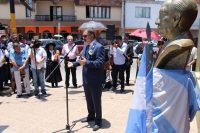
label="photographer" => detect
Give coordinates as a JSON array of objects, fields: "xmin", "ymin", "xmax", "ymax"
[
  {"xmin": 0, "ymin": 36, "xmax": 9, "ymax": 90},
  {"xmin": 0, "ymin": 35, "xmax": 10, "ymax": 87},
  {"xmin": 28, "ymin": 40, "xmax": 47, "ymax": 96},
  {"xmin": 110, "ymin": 36, "xmax": 127, "ymax": 93}
]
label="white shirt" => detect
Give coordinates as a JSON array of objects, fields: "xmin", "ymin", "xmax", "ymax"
[
  {"xmin": 7, "ymin": 42, "xmax": 14, "ymax": 52},
  {"xmin": 110, "ymin": 42, "xmax": 127, "ymax": 65},
  {"xmin": 186, "ymin": 47, "xmax": 197, "ymax": 71},
  {"xmin": 28, "ymin": 47, "xmax": 47, "ymax": 69},
  {"xmin": 0, "ymin": 49, "xmax": 9, "ymax": 67}
]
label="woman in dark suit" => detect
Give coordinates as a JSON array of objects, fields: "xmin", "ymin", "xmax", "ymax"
[{"xmin": 45, "ymin": 42, "xmax": 62, "ymax": 87}]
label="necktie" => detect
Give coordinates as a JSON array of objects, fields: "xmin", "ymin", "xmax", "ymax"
[{"xmin": 85, "ymin": 45, "xmax": 90, "ymax": 58}]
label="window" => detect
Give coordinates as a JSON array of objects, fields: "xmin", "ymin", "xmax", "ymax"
[
  {"xmin": 135, "ymin": 7, "xmax": 150, "ymax": 18},
  {"xmin": 26, "ymin": 8, "xmax": 31, "ymax": 18},
  {"xmin": 86, "ymin": 6, "xmax": 110, "ymax": 19},
  {"xmin": 50, "ymin": 6, "xmax": 62, "ymax": 21}
]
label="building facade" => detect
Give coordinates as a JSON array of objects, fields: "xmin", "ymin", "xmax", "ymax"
[
  {"xmin": 125, "ymin": 0, "xmax": 200, "ymax": 37},
  {"xmin": 0, "ymin": 0, "xmax": 121, "ymax": 40}
]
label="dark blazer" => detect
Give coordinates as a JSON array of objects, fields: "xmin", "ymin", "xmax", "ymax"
[{"xmin": 81, "ymin": 40, "xmax": 105, "ymax": 88}]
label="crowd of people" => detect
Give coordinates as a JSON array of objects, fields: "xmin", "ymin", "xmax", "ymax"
[
  {"xmin": 0, "ymin": 31, "xmax": 136, "ymax": 95},
  {"xmin": 0, "ymin": 30, "xmax": 135, "ymax": 131},
  {"xmin": 0, "ymin": 28, "xmax": 198, "ymax": 131}
]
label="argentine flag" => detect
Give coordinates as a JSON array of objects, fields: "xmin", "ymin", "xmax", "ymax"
[
  {"xmin": 126, "ymin": 48, "xmax": 200, "ymax": 132},
  {"xmin": 126, "ymin": 44, "xmax": 153, "ymax": 133}
]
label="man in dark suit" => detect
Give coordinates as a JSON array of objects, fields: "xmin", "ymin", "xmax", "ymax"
[{"xmin": 68, "ymin": 30, "xmax": 105, "ymax": 131}]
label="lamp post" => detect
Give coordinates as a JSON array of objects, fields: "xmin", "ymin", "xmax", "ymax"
[
  {"xmin": 121, "ymin": 0, "xmax": 125, "ymax": 39},
  {"xmin": 10, "ymin": 0, "xmax": 17, "ymax": 33}
]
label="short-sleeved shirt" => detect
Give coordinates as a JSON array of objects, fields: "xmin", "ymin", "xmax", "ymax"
[
  {"xmin": 62, "ymin": 43, "xmax": 79, "ymax": 60},
  {"xmin": 186, "ymin": 47, "xmax": 197, "ymax": 71},
  {"xmin": 20, "ymin": 43, "xmax": 29, "ymax": 54},
  {"xmin": 110, "ymin": 42, "xmax": 127, "ymax": 65},
  {"xmin": 10, "ymin": 49, "xmax": 28, "ymax": 71},
  {"xmin": 7, "ymin": 42, "xmax": 14, "ymax": 52},
  {"xmin": 28, "ymin": 47, "xmax": 47, "ymax": 69}
]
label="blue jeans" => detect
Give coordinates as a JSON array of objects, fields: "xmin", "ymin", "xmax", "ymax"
[{"xmin": 32, "ymin": 68, "xmax": 46, "ymax": 94}]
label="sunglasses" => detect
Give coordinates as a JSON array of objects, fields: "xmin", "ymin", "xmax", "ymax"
[{"xmin": 83, "ymin": 35, "xmax": 88, "ymax": 38}]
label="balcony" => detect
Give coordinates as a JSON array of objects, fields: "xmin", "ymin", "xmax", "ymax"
[{"xmin": 35, "ymin": 15, "xmax": 76, "ymax": 21}]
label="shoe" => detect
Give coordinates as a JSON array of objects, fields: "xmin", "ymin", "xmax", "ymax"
[
  {"xmin": 16, "ymin": 95, "xmax": 22, "ymax": 98},
  {"xmin": 42, "ymin": 92, "xmax": 47, "ymax": 97},
  {"xmin": 126, "ymin": 82, "xmax": 130, "ymax": 86},
  {"xmin": 51, "ymin": 83, "xmax": 54, "ymax": 88},
  {"xmin": 93, "ymin": 125, "xmax": 101, "ymax": 131},
  {"xmin": 34, "ymin": 93, "xmax": 39, "ymax": 96},
  {"xmin": 109, "ymin": 87, "xmax": 116, "ymax": 91},
  {"xmin": 120, "ymin": 88, "xmax": 125, "ymax": 93},
  {"xmin": 73, "ymin": 85, "xmax": 77, "ymax": 88},
  {"xmin": 55, "ymin": 83, "xmax": 58, "ymax": 87},
  {"xmin": 81, "ymin": 117, "xmax": 95, "ymax": 123},
  {"xmin": 26, "ymin": 93, "xmax": 31, "ymax": 97}
]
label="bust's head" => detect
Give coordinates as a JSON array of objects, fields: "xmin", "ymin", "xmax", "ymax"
[{"xmin": 156, "ymin": 0, "xmax": 197, "ymax": 40}]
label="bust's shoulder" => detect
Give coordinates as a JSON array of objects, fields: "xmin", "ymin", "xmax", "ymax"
[
  {"xmin": 167, "ymin": 39, "xmax": 193, "ymax": 48},
  {"xmin": 154, "ymin": 39, "xmax": 194, "ymax": 69}
]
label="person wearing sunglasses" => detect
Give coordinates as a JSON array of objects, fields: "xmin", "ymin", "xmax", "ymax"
[{"xmin": 68, "ymin": 30, "xmax": 105, "ymax": 131}]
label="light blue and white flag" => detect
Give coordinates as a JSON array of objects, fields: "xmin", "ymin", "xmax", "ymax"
[
  {"xmin": 126, "ymin": 44, "xmax": 153, "ymax": 133},
  {"xmin": 151, "ymin": 69, "xmax": 200, "ymax": 133},
  {"xmin": 126, "ymin": 51, "xmax": 200, "ymax": 133}
]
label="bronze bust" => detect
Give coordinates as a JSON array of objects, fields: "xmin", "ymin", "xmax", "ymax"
[{"xmin": 154, "ymin": 0, "xmax": 198, "ymax": 69}]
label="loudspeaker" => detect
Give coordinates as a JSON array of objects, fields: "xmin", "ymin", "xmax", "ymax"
[{"xmin": 106, "ymin": 25, "xmax": 115, "ymax": 40}]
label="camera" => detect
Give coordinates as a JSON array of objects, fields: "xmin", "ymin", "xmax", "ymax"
[
  {"xmin": 30, "ymin": 39, "xmax": 40, "ymax": 48},
  {"xmin": 111, "ymin": 41, "xmax": 117, "ymax": 45}
]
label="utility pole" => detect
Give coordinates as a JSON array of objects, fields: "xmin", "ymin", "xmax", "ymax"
[
  {"xmin": 121, "ymin": 0, "xmax": 125, "ymax": 39},
  {"xmin": 10, "ymin": 0, "xmax": 17, "ymax": 33},
  {"xmin": 196, "ymin": 20, "xmax": 200, "ymax": 72}
]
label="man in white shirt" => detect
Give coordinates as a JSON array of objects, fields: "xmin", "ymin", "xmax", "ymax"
[
  {"xmin": 186, "ymin": 46, "xmax": 197, "ymax": 71},
  {"xmin": 110, "ymin": 35, "xmax": 127, "ymax": 93},
  {"xmin": 28, "ymin": 40, "xmax": 47, "ymax": 96}
]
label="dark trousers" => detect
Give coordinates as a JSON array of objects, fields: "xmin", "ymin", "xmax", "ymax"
[
  {"xmin": 0, "ymin": 67, "xmax": 3, "ymax": 89},
  {"xmin": 65, "ymin": 58, "xmax": 77, "ymax": 86},
  {"xmin": 125, "ymin": 64, "xmax": 131, "ymax": 84},
  {"xmin": 84, "ymin": 84, "xmax": 102, "ymax": 125},
  {"xmin": 112, "ymin": 64, "xmax": 125, "ymax": 89}
]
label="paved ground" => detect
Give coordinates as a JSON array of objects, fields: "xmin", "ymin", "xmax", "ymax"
[{"xmin": 0, "ymin": 61, "xmax": 198, "ymax": 133}]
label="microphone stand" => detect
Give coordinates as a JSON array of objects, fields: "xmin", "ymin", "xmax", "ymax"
[{"xmin": 45, "ymin": 44, "xmax": 77, "ymax": 130}]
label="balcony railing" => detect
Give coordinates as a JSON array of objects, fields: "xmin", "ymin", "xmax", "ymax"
[{"xmin": 35, "ymin": 15, "xmax": 76, "ymax": 21}]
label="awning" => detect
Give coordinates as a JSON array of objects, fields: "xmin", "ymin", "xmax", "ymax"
[
  {"xmin": 56, "ymin": 26, "xmax": 71, "ymax": 33},
  {"xmin": 25, "ymin": 26, "xmax": 36, "ymax": 33},
  {"xmin": 125, "ymin": 29, "xmax": 135, "ymax": 33},
  {"xmin": 39, "ymin": 26, "xmax": 54, "ymax": 33}
]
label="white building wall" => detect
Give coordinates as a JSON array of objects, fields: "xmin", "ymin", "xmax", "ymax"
[
  {"xmin": 125, "ymin": 2, "xmax": 200, "ymax": 30},
  {"xmin": 0, "ymin": 3, "xmax": 35, "ymax": 19},
  {"xmin": 36, "ymin": 1, "xmax": 74, "ymax": 15},
  {"xmin": 125, "ymin": 2, "xmax": 160, "ymax": 29},
  {"xmin": 75, "ymin": 6, "xmax": 121, "ymax": 21},
  {"xmin": 0, "ymin": 3, "xmax": 34, "ymax": 19}
]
